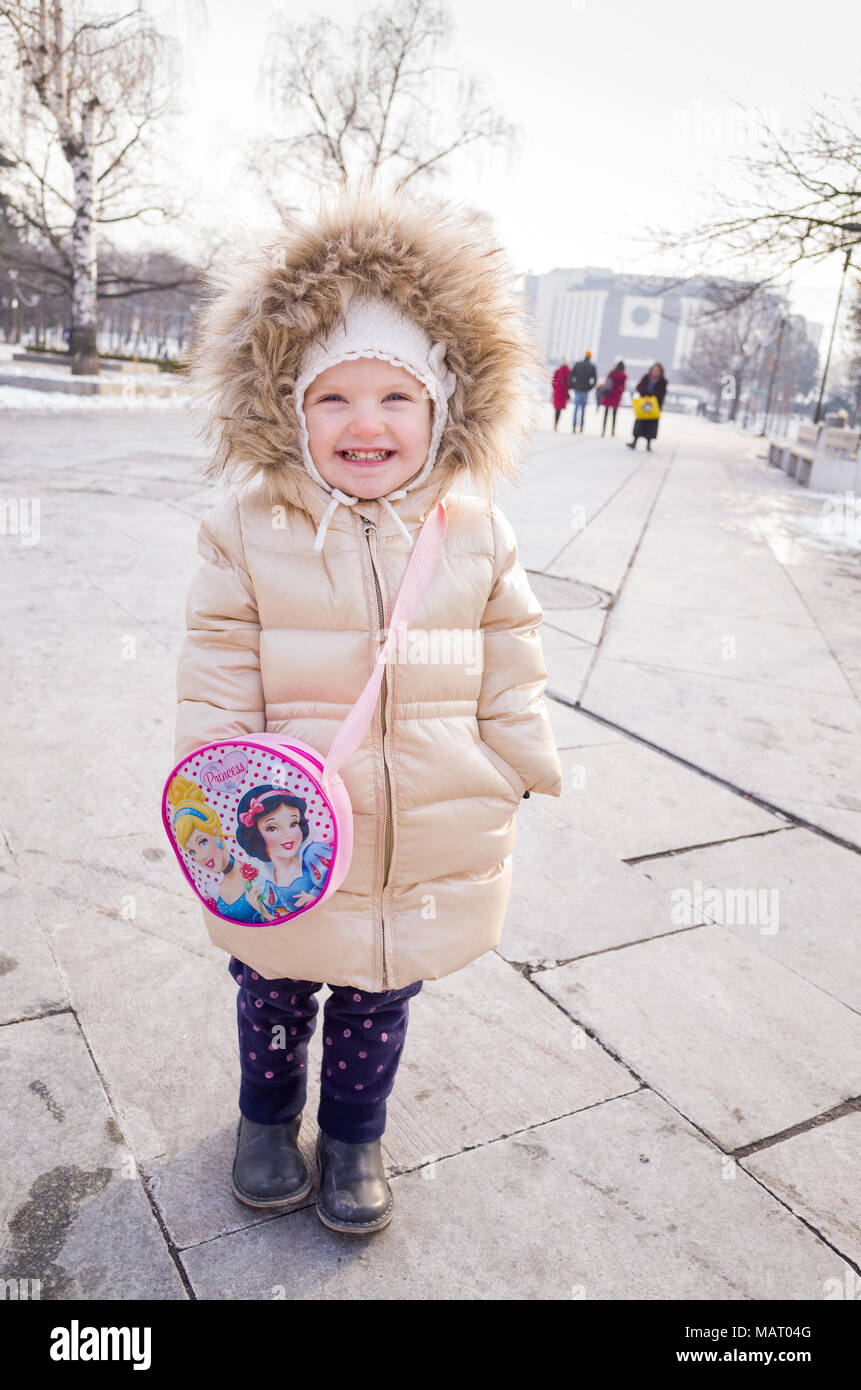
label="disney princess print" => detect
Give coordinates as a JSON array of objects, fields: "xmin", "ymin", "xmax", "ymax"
[{"xmin": 164, "ymin": 744, "xmax": 336, "ymax": 927}]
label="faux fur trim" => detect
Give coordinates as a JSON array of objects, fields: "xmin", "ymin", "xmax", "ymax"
[{"xmin": 182, "ymin": 177, "xmax": 545, "ymax": 516}]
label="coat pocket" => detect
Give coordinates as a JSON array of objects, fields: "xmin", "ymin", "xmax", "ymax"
[{"xmin": 476, "ymin": 738, "xmax": 527, "ymax": 800}]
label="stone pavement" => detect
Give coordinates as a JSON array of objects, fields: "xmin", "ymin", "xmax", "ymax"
[{"xmin": 0, "ymin": 400, "xmax": 858, "ymax": 1300}]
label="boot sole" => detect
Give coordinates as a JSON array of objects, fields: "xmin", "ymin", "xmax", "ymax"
[
  {"xmin": 231, "ymin": 1169, "xmax": 313, "ymax": 1210},
  {"xmin": 314, "ymin": 1197, "xmax": 394, "ymax": 1234},
  {"xmin": 314, "ymin": 1134, "xmax": 394, "ymax": 1234}
]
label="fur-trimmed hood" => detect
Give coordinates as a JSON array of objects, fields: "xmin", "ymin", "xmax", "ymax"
[{"xmin": 182, "ymin": 180, "xmax": 545, "ymax": 536}]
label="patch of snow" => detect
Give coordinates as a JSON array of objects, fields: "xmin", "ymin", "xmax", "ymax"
[
  {"xmin": 0, "ymin": 384, "xmax": 184, "ymax": 410},
  {"xmin": 0, "ymin": 361, "xmax": 111, "ymax": 382}
]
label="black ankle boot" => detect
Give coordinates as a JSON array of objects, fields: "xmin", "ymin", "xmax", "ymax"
[
  {"xmin": 232, "ymin": 1113, "xmax": 312, "ymax": 1209},
  {"xmin": 315, "ymin": 1129, "xmax": 394, "ymax": 1234}
]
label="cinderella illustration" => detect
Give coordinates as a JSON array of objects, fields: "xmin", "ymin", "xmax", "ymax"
[
  {"xmin": 235, "ymin": 785, "xmax": 334, "ymax": 919},
  {"xmin": 166, "ymin": 775, "xmax": 270, "ymax": 923}
]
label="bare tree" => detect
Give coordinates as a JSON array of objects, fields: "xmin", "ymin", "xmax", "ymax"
[
  {"xmin": 837, "ymin": 282, "xmax": 861, "ymax": 425},
  {"xmin": 679, "ymin": 287, "xmax": 787, "ymax": 420},
  {"xmin": 251, "ymin": 0, "xmax": 516, "ymax": 214},
  {"xmin": 654, "ymin": 96, "xmax": 861, "ymax": 301},
  {"xmin": 773, "ymin": 323, "xmax": 818, "ymax": 412},
  {"xmin": 0, "ymin": 0, "xmax": 192, "ymax": 372},
  {"xmin": 680, "ymin": 285, "xmax": 819, "ymax": 426}
]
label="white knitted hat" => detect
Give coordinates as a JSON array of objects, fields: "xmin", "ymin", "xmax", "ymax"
[{"xmin": 294, "ymin": 294, "xmax": 457, "ymax": 550}]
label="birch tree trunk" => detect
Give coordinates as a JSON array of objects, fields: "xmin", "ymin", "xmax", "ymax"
[{"xmin": 67, "ymin": 95, "xmax": 100, "ymax": 375}]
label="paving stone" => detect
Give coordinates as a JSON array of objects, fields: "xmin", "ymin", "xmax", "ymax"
[
  {"xmin": 0, "ymin": 857, "xmax": 68, "ymax": 1025},
  {"xmin": 620, "ymin": 558, "xmax": 819, "ymax": 626},
  {"xmin": 387, "ymin": 950, "xmax": 635, "ymax": 1167},
  {"xmin": 544, "ymin": 698, "xmax": 627, "ymax": 749},
  {"xmin": 543, "ymin": 605, "xmax": 608, "ymax": 644},
  {"xmin": 639, "ymin": 827, "xmax": 861, "ymax": 1011},
  {"xmin": 784, "ymin": 560, "xmax": 861, "ymax": 702},
  {"xmin": 549, "ymin": 741, "xmax": 779, "ymax": 859},
  {"xmin": 790, "ymin": 798, "xmax": 861, "ymax": 849},
  {"xmin": 56, "ymin": 930, "xmax": 634, "ymax": 1250},
  {"xmin": 581, "ymin": 660, "xmax": 861, "ymax": 849},
  {"xmin": 0, "ymin": 1012, "xmax": 185, "ymax": 1299},
  {"xmin": 539, "ymin": 624, "xmax": 595, "ymax": 698},
  {"xmin": 180, "ymin": 1090, "xmax": 850, "ymax": 1300},
  {"xmin": 40, "ymin": 899, "xmax": 240, "ymax": 1167},
  {"xmin": 600, "ymin": 595, "xmax": 849, "ymax": 694},
  {"xmin": 741, "ymin": 1112, "xmax": 861, "ymax": 1269},
  {"xmin": 546, "ymin": 456, "xmax": 665, "ymax": 594},
  {"xmin": 502, "ymin": 802, "xmax": 706, "ymax": 962},
  {"xmin": 539, "ymin": 925, "xmax": 861, "ymax": 1149},
  {"xmin": 512, "ymin": 434, "xmax": 644, "ymax": 573}
]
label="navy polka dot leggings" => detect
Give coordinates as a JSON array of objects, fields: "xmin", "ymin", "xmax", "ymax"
[{"xmin": 228, "ymin": 957, "xmax": 423, "ymax": 1144}]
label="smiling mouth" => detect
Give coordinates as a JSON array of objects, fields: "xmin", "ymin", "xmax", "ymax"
[
  {"xmin": 337, "ymin": 449, "xmax": 395, "ymax": 464},
  {"xmin": 280, "ymin": 840, "xmax": 298, "ymax": 851},
  {"xmin": 205, "ymin": 857, "xmax": 216, "ymax": 869}
]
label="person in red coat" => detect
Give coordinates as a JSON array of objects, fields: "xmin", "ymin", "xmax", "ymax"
[
  {"xmin": 551, "ymin": 359, "xmax": 570, "ymax": 431},
  {"xmin": 597, "ymin": 359, "xmax": 627, "ymax": 437}
]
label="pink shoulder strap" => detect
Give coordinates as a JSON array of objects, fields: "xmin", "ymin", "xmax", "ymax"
[{"xmin": 323, "ymin": 500, "xmax": 448, "ymax": 784}]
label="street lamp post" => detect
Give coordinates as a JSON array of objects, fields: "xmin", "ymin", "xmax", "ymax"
[
  {"xmin": 760, "ymin": 315, "xmax": 787, "ymax": 436},
  {"xmin": 813, "ymin": 239, "xmax": 860, "ymax": 423}
]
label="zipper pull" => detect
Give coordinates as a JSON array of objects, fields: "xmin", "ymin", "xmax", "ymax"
[{"xmin": 363, "ymin": 519, "xmax": 376, "ymax": 534}]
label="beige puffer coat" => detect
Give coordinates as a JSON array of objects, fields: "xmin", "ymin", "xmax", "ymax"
[{"xmin": 175, "ymin": 184, "xmax": 563, "ymax": 991}]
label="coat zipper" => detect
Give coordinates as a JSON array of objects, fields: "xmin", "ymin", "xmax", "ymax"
[{"xmin": 361, "ymin": 516, "xmax": 392, "ymax": 988}]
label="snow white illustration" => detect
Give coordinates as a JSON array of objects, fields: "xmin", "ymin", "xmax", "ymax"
[
  {"xmin": 166, "ymin": 774, "xmax": 271, "ymax": 923},
  {"xmin": 235, "ymin": 785, "xmax": 334, "ymax": 917}
]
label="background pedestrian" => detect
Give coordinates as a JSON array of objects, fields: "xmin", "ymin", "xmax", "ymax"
[
  {"xmin": 627, "ymin": 362, "xmax": 668, "ymax": 451},
  {"xmin": 551, "ymin": 357, "xmax": 570, "ymax": 430},
  {"xmin": 570, "ymin": 350, "xmax": 597, "ymax": 432},
  {"xmin": 598, "ymin": 359, "xmax": 627, "ymax": 437}
]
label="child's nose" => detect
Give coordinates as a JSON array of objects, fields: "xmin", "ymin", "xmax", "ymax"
[{"xmin": 349, "ymin": 408, "xmax": 386, "ymax": 437}]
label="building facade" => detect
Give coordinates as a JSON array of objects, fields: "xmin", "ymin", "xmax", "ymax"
[{"xmin": 523, "ymin": 268, "xmax": 715, "ymax": 384}]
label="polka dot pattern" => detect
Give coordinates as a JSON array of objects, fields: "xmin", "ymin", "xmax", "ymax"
[{"xmin": 227, "ymin": 955, "xmax": 423, "ymax": 1143}]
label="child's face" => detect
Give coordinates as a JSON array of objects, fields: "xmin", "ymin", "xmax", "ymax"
[{"xmin": 303, "ymin": 358, "xmax": 434, "ymax": 499}]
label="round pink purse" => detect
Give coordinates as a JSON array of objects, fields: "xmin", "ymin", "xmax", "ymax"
[{"xmin": 162, "ymin": 501, "xmax": 447, "ymax": 928}]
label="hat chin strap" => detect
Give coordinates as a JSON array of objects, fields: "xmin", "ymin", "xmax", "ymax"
[{"xmin": 313, "ymin": 485, "xmax": 414, "ymax": 552}]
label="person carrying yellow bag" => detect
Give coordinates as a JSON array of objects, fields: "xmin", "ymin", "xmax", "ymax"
[{"xmin": 627, "ymin": 362, "xmax": 668, "ymax": 451}]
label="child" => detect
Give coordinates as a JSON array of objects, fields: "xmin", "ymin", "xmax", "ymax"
[{"xmin": 175, "ymin": 180, "xmax": 564, "ymax": 1235}]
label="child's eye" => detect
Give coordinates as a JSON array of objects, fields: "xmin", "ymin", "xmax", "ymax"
[{"xmin": 316, "ymin": 392, "xmax": 410, "ymax": 402}]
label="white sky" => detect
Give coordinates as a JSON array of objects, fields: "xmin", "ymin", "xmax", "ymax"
[{"xmin": 134, "ymin": 0, "xmax": 861, "ymax": 340}]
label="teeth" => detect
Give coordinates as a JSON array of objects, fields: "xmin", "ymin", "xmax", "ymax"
[{"xmin": 340, "ymin": 449, "xmax": 392, "ymax": 460}]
